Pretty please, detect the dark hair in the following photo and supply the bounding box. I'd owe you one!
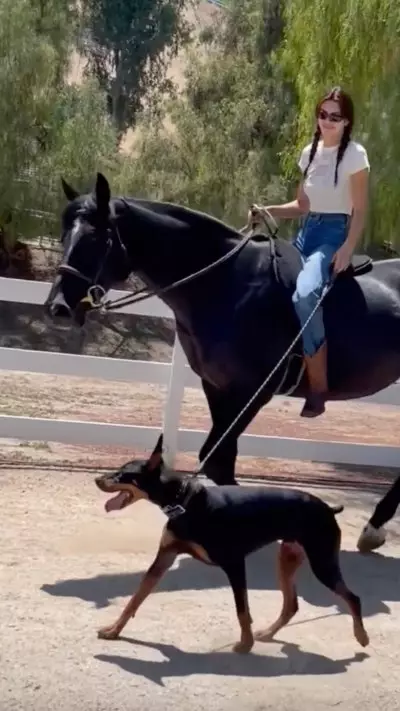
[303,86,354,186]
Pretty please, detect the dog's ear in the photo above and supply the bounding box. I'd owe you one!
[147,434,163,472]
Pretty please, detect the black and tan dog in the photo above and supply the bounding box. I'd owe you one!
[95,435,369,653]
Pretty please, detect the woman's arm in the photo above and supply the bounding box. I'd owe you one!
[252,181,309,221]
[331,167,369,273]
[345,168,369,250]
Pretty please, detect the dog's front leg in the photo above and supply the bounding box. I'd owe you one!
[98,529,178,640]
[222,559,254,654]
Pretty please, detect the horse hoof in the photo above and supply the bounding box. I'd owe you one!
[357,523,386,553]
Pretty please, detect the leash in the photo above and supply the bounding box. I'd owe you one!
[192,275,334,477]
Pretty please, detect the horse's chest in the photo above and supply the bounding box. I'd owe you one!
[176,316,241,388]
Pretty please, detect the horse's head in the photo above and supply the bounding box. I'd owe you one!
[45,173,131,327]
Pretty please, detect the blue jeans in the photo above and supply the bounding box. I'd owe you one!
[292,212,349,356]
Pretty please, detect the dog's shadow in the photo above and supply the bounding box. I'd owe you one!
[94,636,369,686]
[41,544,400,618]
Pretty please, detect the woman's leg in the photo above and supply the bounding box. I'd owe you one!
[292,244,337,417]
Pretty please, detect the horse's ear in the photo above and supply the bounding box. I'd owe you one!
[95,172,111,211]
[61,178,79,202]
[147,434,164,472]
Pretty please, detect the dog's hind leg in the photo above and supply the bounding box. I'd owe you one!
[221,558,254,654]
[254,541,305,642]
[305,544,369,648]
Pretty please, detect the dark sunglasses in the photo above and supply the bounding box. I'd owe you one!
[318,109,344,123]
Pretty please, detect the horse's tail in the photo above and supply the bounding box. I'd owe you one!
[331,504,344,516]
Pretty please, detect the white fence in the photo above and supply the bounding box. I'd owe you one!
[1,276,400,469]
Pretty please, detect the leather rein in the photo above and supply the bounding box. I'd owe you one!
[57,205,279,314]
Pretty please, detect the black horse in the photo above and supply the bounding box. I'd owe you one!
[44,173,400,551]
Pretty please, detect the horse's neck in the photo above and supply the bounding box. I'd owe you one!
[121,199,240,303]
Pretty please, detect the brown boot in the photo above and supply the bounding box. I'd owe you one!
[300,342,328,418]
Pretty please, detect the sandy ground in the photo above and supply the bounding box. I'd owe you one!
[1,468,400,711]
[2,370,400,709]
[1,369,400,490]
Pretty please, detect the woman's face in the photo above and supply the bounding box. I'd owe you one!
[317,99,348,142]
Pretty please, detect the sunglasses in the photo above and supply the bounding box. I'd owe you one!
[318,109,344,123]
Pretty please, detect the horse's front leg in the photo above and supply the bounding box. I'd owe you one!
[199,379,272,486]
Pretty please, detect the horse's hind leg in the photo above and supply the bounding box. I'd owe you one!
[199,379,272,485]
[357,474,400,553]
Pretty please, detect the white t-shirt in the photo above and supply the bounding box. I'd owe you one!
[298,139,370,215]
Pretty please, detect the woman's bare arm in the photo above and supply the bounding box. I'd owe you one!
[258,181,309,220]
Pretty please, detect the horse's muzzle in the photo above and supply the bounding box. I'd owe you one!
[48,301,71,320]
[44,290,86,328]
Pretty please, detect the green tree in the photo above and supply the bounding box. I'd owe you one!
[280,0,400,247]
[116,0,297,229]
[0,0,119,247]
[79,0,193,136]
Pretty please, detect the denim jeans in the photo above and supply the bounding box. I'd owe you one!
[292,212,349,356]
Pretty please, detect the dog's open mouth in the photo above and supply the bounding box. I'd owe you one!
[104,491,133,513]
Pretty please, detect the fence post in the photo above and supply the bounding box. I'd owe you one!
[162,331,187,468]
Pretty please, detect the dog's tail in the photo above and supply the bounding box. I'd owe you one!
[331,504,344,515]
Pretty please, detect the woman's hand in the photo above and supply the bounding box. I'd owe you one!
[247,204,267,225]
[331,241,354,274]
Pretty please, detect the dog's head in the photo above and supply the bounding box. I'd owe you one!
[95,434,165,513]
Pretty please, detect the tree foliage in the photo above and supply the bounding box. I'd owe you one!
[79,0,193,136]
[116,0,296,229]
[0,0,118,246]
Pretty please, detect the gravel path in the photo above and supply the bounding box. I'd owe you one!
[1,468,400,711]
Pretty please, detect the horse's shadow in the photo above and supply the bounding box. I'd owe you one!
[41,544,400,618]
[94,636,369,686]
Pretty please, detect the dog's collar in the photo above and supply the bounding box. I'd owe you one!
[161,483,196,519]
[162,503,187,519]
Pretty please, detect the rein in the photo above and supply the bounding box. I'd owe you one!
[59,206,279,313]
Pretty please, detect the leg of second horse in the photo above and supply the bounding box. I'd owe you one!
[357,474,400,552]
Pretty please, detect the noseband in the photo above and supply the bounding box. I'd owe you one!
[57,207,129,308]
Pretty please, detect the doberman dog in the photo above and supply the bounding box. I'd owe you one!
[94,435,369,654]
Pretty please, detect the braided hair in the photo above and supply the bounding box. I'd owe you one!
[303,86,354,187]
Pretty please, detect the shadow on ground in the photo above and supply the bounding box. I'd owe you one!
[41,545,400,618]
[93,637,369,685]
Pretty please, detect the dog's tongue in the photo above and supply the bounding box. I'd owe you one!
[105,492,129,513]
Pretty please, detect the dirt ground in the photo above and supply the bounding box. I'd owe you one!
[2,370,400,709]
[1,369,400,489]
[1,468,400,711]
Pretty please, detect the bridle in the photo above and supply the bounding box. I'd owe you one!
[57,203,279,314]
[57,224,119,309]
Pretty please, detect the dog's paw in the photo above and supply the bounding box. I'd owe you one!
[354,625,369,648]
[232,637,254,654]
[97,625,121,640]
[254,627,276,643]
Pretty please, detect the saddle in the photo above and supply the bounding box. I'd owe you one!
[250,232,373,291]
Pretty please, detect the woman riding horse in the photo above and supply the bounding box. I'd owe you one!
[250,86,370,418]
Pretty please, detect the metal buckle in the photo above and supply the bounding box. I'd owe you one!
[162,504,186,519]
[79,285,106,308]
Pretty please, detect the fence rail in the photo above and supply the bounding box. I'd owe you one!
[0,276,399,469]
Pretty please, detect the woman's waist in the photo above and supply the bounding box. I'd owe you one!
[305,211,350,225]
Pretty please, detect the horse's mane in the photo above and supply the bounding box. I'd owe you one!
[115,196,244,243]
